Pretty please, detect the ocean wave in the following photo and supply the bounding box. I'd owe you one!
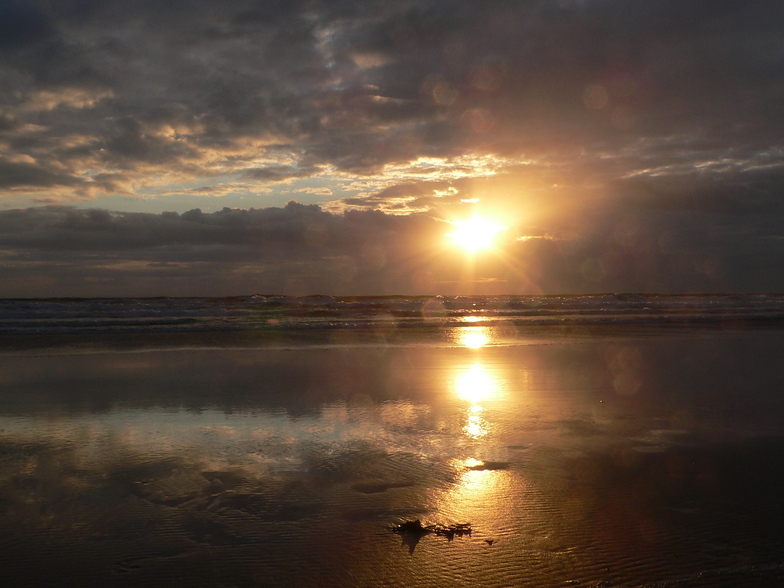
[1,294,783,336]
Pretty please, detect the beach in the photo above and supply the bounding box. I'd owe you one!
[1,322,784,587]
[3,0,784,584]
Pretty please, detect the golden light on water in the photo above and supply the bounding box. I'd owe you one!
[437,458,514,532]
[433,353,516,528]
[461,457,485,469]
[464,405,488,438]
[454,363,497,404]
[452,358,507,441]
[456,465,498,496]
[458,325,491,348]
[461,315,484,323]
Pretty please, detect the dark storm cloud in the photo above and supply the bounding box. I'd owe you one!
[529,167,784,293]
[1,195,782,297]
[0,203,342,255]
[2,0,782,191]
[0,204,453,296]
[0,159,80,189]
[0,2,54,50]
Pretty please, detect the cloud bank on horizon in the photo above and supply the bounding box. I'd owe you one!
[1,0,783,296]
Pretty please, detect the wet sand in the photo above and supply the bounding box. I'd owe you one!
[1,326,784,586]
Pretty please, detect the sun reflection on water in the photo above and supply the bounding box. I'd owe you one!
[433,456,514,538]
[456,467,498,497]
[454,363,497,404]
[464,405,488,438]
[441,358,516,527]
[452,362,506,441]
[458,326,491,349]
[461,315,484,323]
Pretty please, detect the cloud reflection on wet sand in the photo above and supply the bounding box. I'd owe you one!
[1,329,784,586]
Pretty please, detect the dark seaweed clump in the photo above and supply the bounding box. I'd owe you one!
[391,519,472,541]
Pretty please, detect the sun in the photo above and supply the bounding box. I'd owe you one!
[447,217,507,252]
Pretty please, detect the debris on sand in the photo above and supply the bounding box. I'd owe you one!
[433,522,472,541]
[391,520,472,541]
[392,519,431,536]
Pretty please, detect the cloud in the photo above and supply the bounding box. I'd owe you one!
[1,194,783,297]
[0,0,782,208]
[0,203,452,296]
[0,2,55,50]
[0,159,80,189]
[241,165,320,183]
[1,1,784,295]
[296,187,333,196]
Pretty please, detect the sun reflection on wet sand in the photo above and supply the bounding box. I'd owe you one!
[452,464,508,507]
[457,325,491,348]
[453,361,504,440]
[461,315,484,323]
[432,455,518,550]
[438,357,516,538]
[464,405,488,438]
[2,335,783,586]
[454,363,498,404]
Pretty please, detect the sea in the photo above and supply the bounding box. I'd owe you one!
[2,293,783,337]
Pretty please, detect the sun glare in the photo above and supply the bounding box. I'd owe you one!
[458,326,490,349]
[454,363,497,404]
[447,217,506,252]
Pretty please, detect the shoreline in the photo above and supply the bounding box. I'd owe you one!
[1,319,782,356]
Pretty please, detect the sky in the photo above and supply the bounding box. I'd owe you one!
[1,0,783,297]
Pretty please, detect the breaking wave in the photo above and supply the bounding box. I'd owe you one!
[2,293,783,336]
